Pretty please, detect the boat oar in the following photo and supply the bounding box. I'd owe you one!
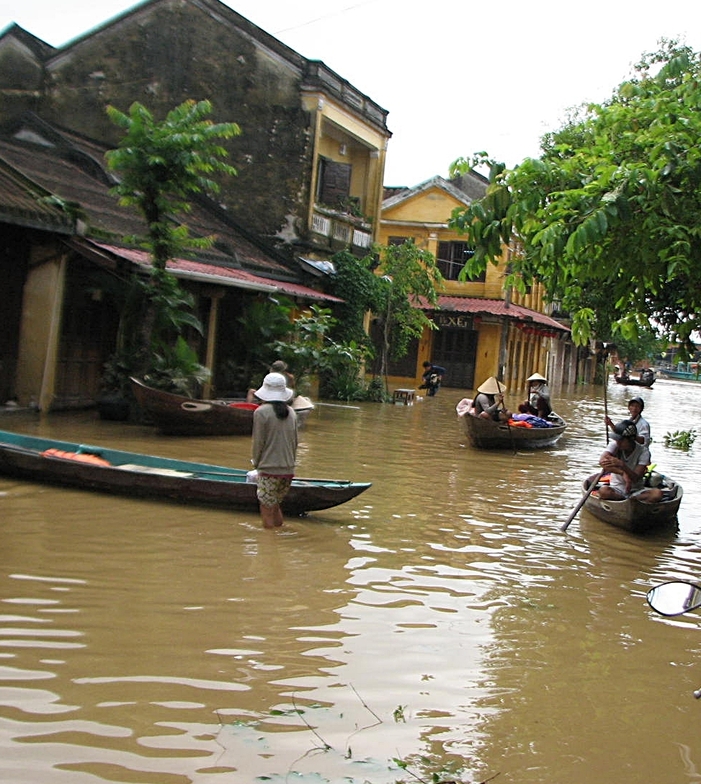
[561,470,604,532]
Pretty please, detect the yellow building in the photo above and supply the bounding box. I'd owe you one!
[379,174,577,397]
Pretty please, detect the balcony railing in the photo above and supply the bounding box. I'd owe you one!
[311,207,372,250]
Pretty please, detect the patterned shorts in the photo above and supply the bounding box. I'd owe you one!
[256,474,293,507]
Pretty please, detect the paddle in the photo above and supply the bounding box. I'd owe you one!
[560,470,604,532]
[603,367,610,445]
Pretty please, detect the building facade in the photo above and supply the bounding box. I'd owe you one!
[0,0,391,263]
[379,174,578,397]
[0,0,392,409]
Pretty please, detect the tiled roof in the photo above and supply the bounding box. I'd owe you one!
[84,240,341,303]
[0,159,74,231]
[427,296,569,333]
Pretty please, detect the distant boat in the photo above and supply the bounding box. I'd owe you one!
[131,377,314,436]
[0,430,370,515]
[658,363,701,382]
[456,399,567,449]
[613,369,655,387]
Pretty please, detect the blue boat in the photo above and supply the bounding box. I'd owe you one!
[659,362,701,382]
[0,430,370,515]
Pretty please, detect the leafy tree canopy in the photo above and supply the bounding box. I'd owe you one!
[106,99,241,269]
[449,41,701,351]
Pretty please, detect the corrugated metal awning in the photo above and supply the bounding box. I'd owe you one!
[71,239,341,302]
[426,296,569,333]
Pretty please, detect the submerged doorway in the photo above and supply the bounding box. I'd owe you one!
[431,328,478,389]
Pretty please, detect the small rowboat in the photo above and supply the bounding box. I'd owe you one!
[131,377,314,436]
[456,398,566,449]
[0,430,370,515]
[613,372,655,387]
[581,472,683,533]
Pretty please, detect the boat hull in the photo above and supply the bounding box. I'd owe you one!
[457,400,566,449]
[131,378,313,436]
[582,474,683,532]
[614,376,655,387]
[0,430,370,515]
[131,377,256,435]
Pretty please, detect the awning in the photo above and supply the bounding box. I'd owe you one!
[299,256,336,276]
[425,296,569,334]
[71,239,341,302]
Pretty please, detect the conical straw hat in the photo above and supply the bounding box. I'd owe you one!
[527,372,548,382]
[477,376,507,395]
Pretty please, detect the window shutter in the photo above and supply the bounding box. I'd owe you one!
[318,158,352,209]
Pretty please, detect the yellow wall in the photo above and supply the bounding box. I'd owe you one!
[304,92,389,233]
[16,244,67,409]
[378,180,562,395]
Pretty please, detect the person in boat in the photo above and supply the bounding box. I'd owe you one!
[605,396,650,446]
[472,377,511,421]
[251,372,298,529]
[598,419,663,502]
[519,372,552,419]
[247,360,295,403]
[419,361,446,397]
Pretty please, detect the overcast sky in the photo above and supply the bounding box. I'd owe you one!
[2,0,700,186]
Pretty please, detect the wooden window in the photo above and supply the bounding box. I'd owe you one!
[436,241,483,282]
[316,157,352,210]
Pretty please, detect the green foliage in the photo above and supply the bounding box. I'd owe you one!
[328,249,384,348]
[271,305,371,401]
[373,241,443,390]
[103,99,240,393]
[663,429,696,450]
[145,336,211,396]
[105,99,240,270]
[448,41,701,350]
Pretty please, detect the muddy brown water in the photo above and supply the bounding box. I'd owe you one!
[1,379,701,784]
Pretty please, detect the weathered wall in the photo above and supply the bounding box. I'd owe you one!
[41,0,314,243]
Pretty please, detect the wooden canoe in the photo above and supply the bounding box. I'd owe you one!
[581,473,683,532]
[131,377,314,436]
[613,374,655,387]
[456,398,566,449]
[0,430,370,515]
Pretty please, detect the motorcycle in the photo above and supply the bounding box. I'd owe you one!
[647,581,701,698]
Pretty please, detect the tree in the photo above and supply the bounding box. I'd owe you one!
[327,249,384,349]
[103,99,241,392]
[374,241,443,389]
[449,41,701,352]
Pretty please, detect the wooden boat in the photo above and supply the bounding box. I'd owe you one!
[581,472,683,533]
[456,398,566,449]
[131,377,314,436]
[613,371,655,387]
[0,430,370,515]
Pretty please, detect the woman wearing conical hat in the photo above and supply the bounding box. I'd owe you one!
[472,377,511,421]
[521,372,552,419]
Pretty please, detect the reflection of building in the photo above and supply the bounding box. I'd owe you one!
[378,174,578,394]
[0,0,391,408]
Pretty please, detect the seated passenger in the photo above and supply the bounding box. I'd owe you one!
[598,420,663,502]
[472,377,511,422]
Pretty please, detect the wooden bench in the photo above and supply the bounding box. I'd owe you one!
[393,388,415,405]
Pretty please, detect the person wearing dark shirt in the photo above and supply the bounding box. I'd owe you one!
[420,361,446,397]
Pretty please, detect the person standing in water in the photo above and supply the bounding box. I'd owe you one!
[251,372,298,529]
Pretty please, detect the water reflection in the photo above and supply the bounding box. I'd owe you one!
[1,379,701,782]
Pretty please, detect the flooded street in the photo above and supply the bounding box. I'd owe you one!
[1,378,701,784]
